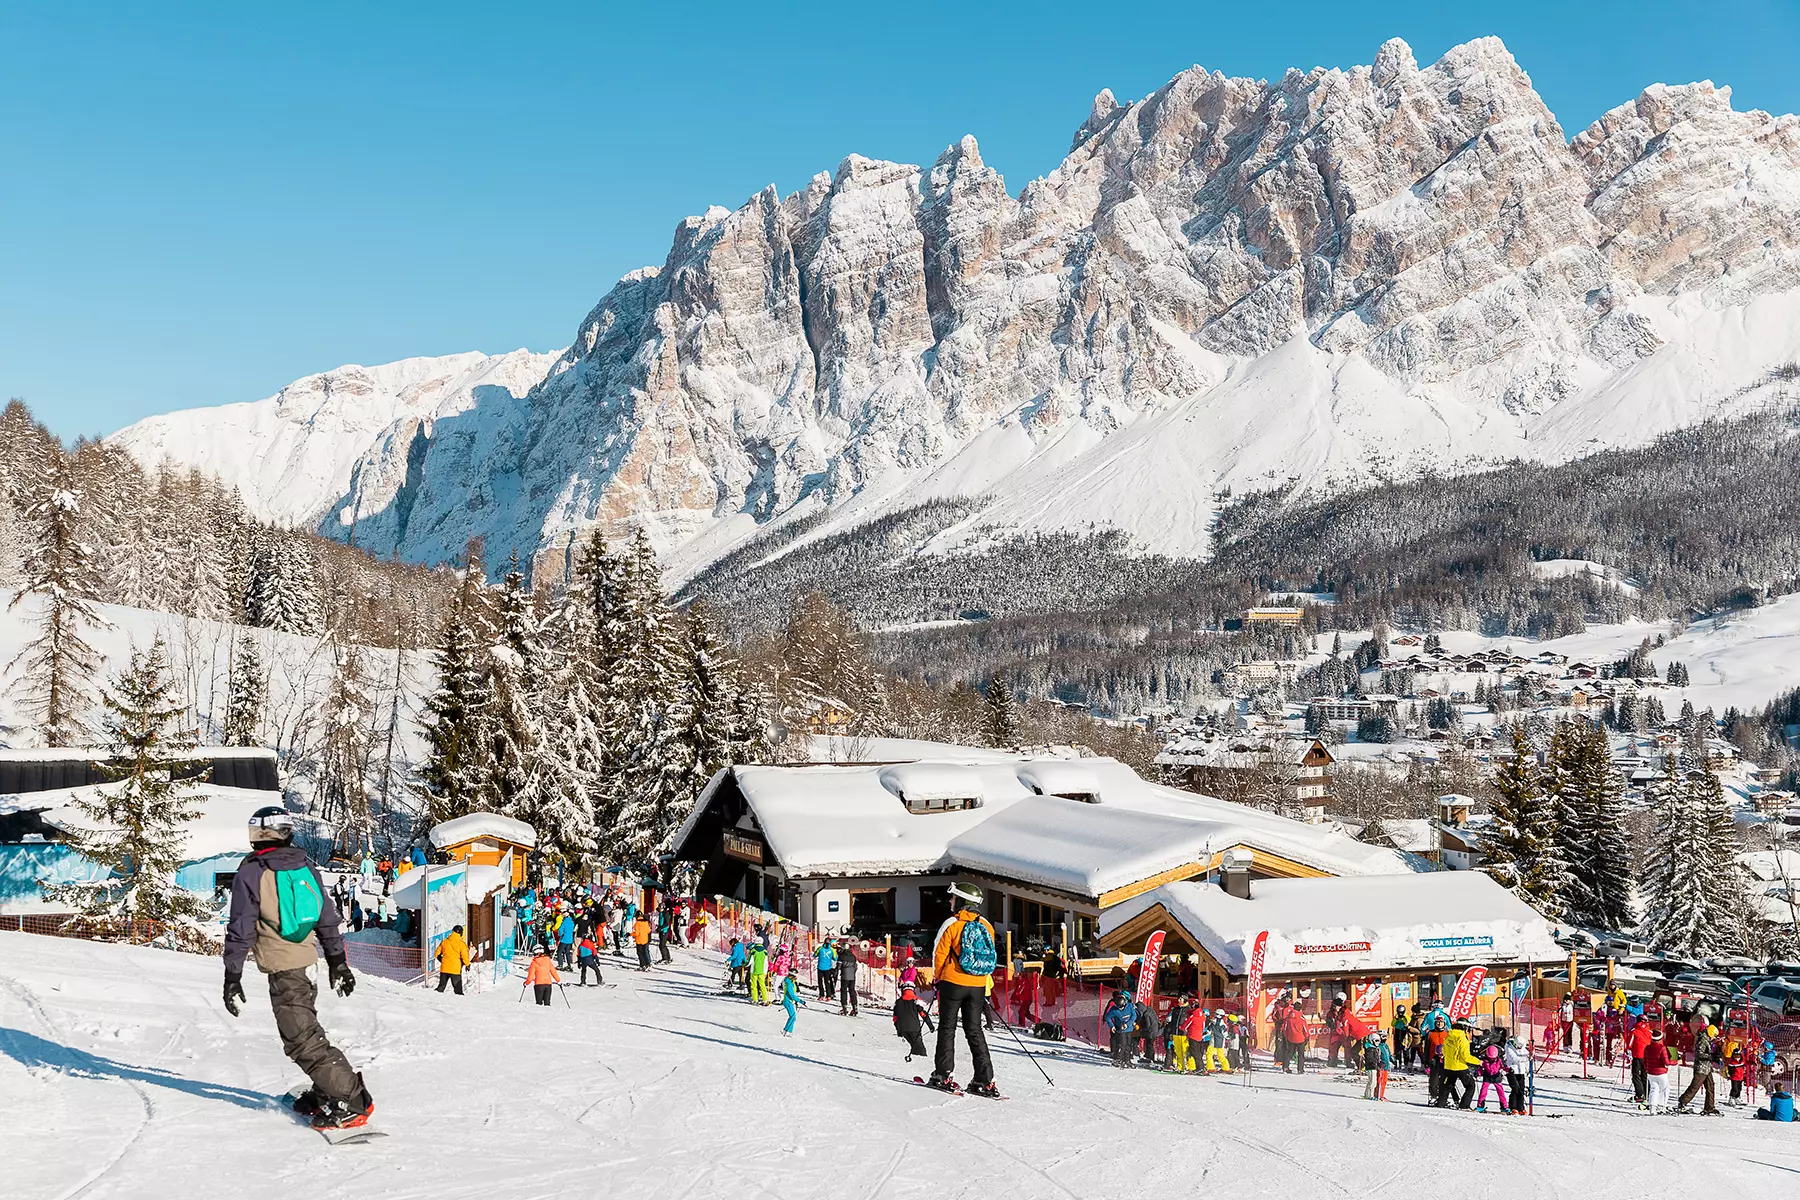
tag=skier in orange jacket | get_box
[526,944,560,1005]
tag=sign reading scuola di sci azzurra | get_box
[1417,935,1495,951]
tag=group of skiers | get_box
[515,884,690,974]
[1103,990,1247,1072]
[722,924,869,1029]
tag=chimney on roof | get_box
[1219,848,1254,900]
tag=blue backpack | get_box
[957,918,996,976]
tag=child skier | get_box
[780,972,806,1036]
[727,938,748,992]
[1475,1041,1507,1111]
[1361,1031,1391,1100]
[1503,1034,1529,1114]
[576,934,603,986]
[526,943,560,1005]
[893,985,935,1060]
[1207,1010,1234,1073]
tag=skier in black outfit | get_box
[893,985,935,1059]
[927,883,999,1096]
[838,943,860,1014]
[223,806,371,1131]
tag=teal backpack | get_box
[273,867,324,943]
[957,918,996,976]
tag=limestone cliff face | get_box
[116,37,1800,574]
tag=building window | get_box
[850,888,896,930]
[919,885,952,931]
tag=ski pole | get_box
[557,981,573,1009]
[995,1007,1055,1086]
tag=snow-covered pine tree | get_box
[174,469,232,620]
[1482,726,1568,918]
[222,631,266,746]
[0,493,24,589]
[1693,764,1744,951]
[1556,720,1634,931]
[317,641,375,854]
[983,672,1018,748]
[45,636,210,930]
[1641,759,1706,957]
[607,530,693,864]
[416,583,497,825]
[6,467,109,746]
[488,556,554,844]
[776,591,888,735]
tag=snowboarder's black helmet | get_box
[248,805,295,845]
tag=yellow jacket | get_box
[1442,1029,1476,1072]
[932,910,996,989]
[435,931,470,974]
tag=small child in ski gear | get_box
[1475,1042,1507,1110]
[526,945,560,1005]
[781,972,806,1035]
[223,806,372,1131]
[577,934,603,986]
[893,985,935,1059]
[727,939,748,991]
[1502,1035,1528,1114]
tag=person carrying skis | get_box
[816,939,838,1001]
[526,944,559,1005]
[1104,989,1138,1068]
[223,806,371,1130]
[780,970,806,1036]
[928,882,999,1095]
[749,941,770,1004]
[838,941,860,1015]
[577,933,604,986]
[893,984,935,1060]
[434,923,470,995]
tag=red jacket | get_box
[1643,1041,1670,1075]
[1629,1022,1653,1059]
[1280,1010,1310,1044]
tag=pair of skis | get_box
[908,1075,1007,1099]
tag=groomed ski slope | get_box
[3,935,1795,1200]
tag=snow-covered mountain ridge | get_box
[112,37,1800,579]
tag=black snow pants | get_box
[436,971,464,995]
[268,968,360,1102]
[934,981,994,1086]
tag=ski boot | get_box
[289,1087,325,1117]
[966,1081,1002,1099]
[923,1073,961,1094]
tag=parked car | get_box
[1750,980,1800,1020]
[1672,971,1738,990]
[1767,959,1800,977]
[1762,1021,1800,1079]
[1600,937,1651,958]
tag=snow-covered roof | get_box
[7,784,295,863]
[391,860,512,909]
[428,812,536,850]
[878,762,985,805]
[1101,872,1564,975]
[674,745,1408,892]
[1015,760,1104,801]
[1739,849,1800,883]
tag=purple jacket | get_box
[224,844,346,976]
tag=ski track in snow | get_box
[4,936,1800,1199]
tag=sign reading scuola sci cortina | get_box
[1292,941,1371,955]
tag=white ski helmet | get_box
[948,881,984,908]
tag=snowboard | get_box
[287,1086,388,1145]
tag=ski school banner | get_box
[1135,930,1166,1007]
[1244,930,1269,1023]
[1447,966,1488,1020]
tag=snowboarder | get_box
[222,806,371,1131]
[893,984,935,1060]
[434,924,469,994]
[928,882,999,1096]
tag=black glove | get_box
[327,955,356,997]
[224,972,246,1017]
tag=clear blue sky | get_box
[6,2,1798,440]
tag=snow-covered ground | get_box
[4,934,1795,1200]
